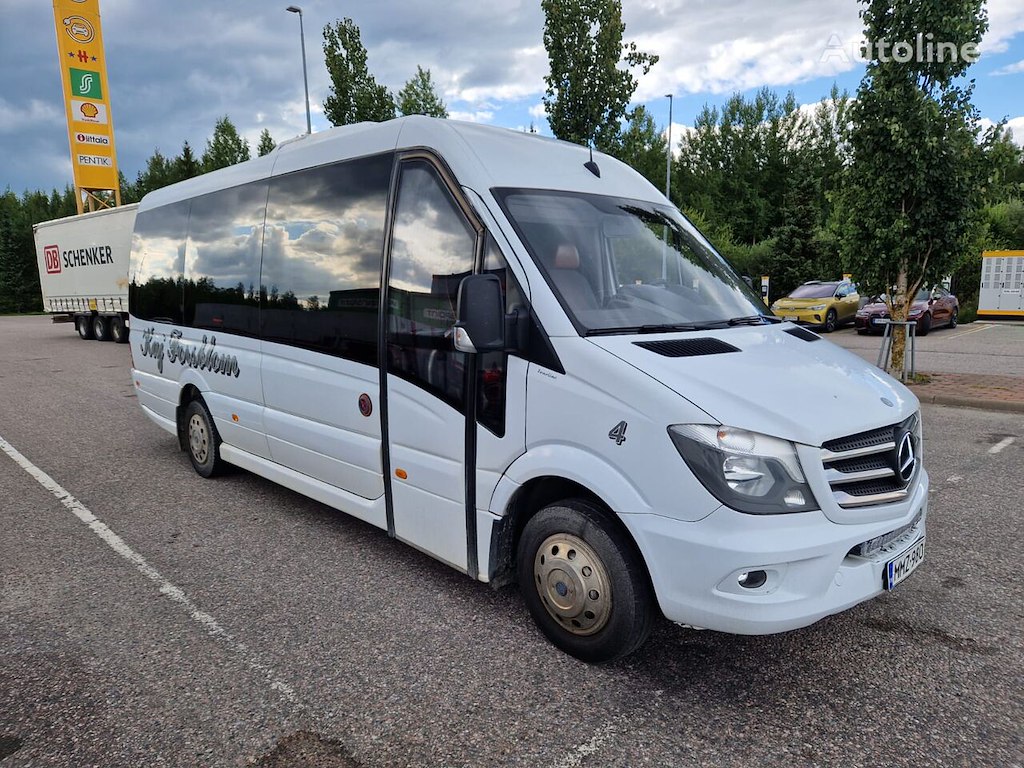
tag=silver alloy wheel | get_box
[534,532,612,636]
[188,413,209,464]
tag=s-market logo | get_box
[44,245,61,274]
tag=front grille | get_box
[821,414,920,509]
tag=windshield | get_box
[787,284,838,299]
[495,189,767,334]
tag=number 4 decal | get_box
[608,421,627,446]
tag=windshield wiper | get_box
[727,314,781,326]
[586,322,720,336]
[585,316,779,336]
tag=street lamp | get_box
[665,93,673,201]
[286,5,312,135]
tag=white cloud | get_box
[0,98,63,134]
[991,59,1024,75]
[448,110,495,124]
[1005,116,1024,146]
[981,0,1024,53]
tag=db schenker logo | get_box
[45,245,61,274]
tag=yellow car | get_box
[770,280,860,333]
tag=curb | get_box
[912,392,1024,414]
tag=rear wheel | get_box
[93,315,111,342]
[823,308,838,333]
[517,499,653,663]
[76,315,94,340]
[184,399,226,478]
[110,315,128,343]
[949,309,958,329]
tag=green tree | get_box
[611,105,667,189]
[0,187,75,314]
[176,140,201,180]
[132,149,177,199]
[541,0,657,151]
[322,18,395,125]
[838,0,990,375]
[257,129,277,157]
[201,116,251,172]
[398,66,448,118]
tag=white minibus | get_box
[129,117,928,662]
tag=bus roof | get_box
[138,116,662,212]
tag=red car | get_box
[854,287,959,335]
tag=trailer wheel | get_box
[110,316,128,344]
[517,499,654,663]
[184,399,226,478]
[76,315,95,340]
[92,315,111,342]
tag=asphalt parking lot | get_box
[827,320,1024,376]
[1,315,1022,767]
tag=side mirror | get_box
[453,274,505,353]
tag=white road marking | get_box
[0,433,300,708]
[943,324,994,341]
[562,720,619,768]
[988,437,1015,455]
[946,475,963,484]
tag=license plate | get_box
[871,317,884,326]
[784,315,798,321]
[884,537,925,590]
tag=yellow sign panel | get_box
[53,0,120,194]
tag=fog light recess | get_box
[738,570,768,589]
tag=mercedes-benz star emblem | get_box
[896,431,916,483]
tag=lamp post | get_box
[664,93,673,201]
[286,5,312,135]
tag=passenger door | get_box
[384,158,478,572]
[836,284,859,322]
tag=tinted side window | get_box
[387,161,476,411]
[183,182,268,337]
[261,154,391,364]
[129,201,188,324]
[477,235,524,437]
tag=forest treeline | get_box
[3,0,1023,317]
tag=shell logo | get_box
[79,102,99,119]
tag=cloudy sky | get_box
[2,0,1023,195]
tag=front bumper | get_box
[774,308,828,326]
[619,471,928,635]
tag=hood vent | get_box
[784,327,821,342]
[633,338,740,358]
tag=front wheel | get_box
[917,313,932,336]
[823,308,837,333]
[184,399,226,478]
[517,500,653,663]
[949,309,958,329]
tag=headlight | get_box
[806,304,827,311]
[668,425,818,514]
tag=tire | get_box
[76,315,95,340]
[517,499,654,663]
[183,399,226,478]
[917,313,932,337]
[110,315,128,343]
[93,315,111,342]
[823,308,837,333]
[949,309,958,329]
